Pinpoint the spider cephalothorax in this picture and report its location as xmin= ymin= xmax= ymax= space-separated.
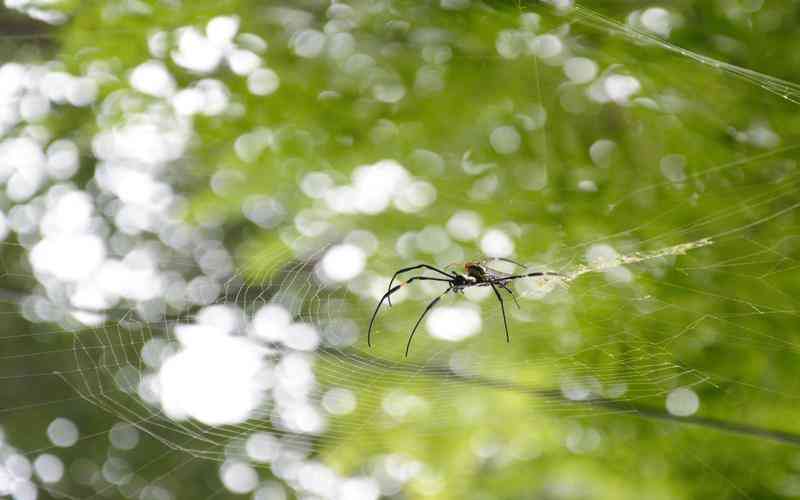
xmin=462 ymin=261 xmax=487 ymax=282
xmin=368 ymin=258 xmax=563 ymax=356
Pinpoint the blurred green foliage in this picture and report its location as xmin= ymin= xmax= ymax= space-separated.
xmin=5 ymin=1 xmax=800 ymax=499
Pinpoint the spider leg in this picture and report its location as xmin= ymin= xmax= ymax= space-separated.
xmin=368 ymin=284 xmax=401 ymax=347
xmin=387 ymin=264 xmax=455 ymax=306
xmin=497 ymin=281 xmax=520 ymax=308
xmin=489 ymin=283 xmax=510 ymax=343
xmin=368 ymin=275 xmax=452 ymax=347
xmin=503 ymin=271 xmax=564 ymax=281
xmin=405 ymin=286 xmax=453 ymax=357
xmin=482 ymin=256 xmax=526 ymax=269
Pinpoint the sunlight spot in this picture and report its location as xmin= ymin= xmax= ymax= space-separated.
xmin=31 ymin=235 xmax=105 ymax=282
xmin=339 ymin=478 xmax=380 ymax=500
xmin=7 ymin=480 xmax=36 ymax=500
xmin=251 ymin=304 xmax=292 ymax=343
xmin=5 ymin=454 xmax=31 ymax=481
xmin=285 ymin=323 xmax=320 ymax=351
xmin=641 ymin=7 xmax=673 ymax=37
xmin=291 ymin=30 xmax=326 ymax=58
xmin=415 ymin=65 xmax=445 ymax=94
xmin=322 ymin=388 xmax=357 ymax=415
xmin=172 ymin=27 xmax=224 ymax=73
xmin=247 ymin=68 xmax=280 ymax=96
xmin=228 ymin=49 xmax=261 ymax=76
xmin=350 ymin=159 xmax=411 ymax=214
xmin=343 ymin=53 xmax=375 ymax=75
xmin=530 ymin=34 xmax=563 ymax=58
xmin=95 ymin=254 xmax=165 ymax=302
xmin=109 ymin=422 xmax=140 ymax=451
xmin=490 ymin=125 xmax=521 ymax=155
xmin=254 ymin=483 xmax=287 ymax=500
xmin=561 ymin=377 xmax=600 ymax=401
xmin=0 ymin=211 xmax=8 ymax=242
xmin=496 ymin=30 xmax=527 ymax=59
xmin=280 ymin=403 xmax=326 ymax=434
xmin=33 ymin=454 xmax=63 ymax=483
xmin=427 ymin=305 xmax=481 ymax=341
xmin=237 ymin=33 xmax=268 ymax=53
xmin=441 ymin=0 xmax=470 ymax=10
xmin=480 ymin=229 xmax=514 ymax=258
xmin=666 ymin=387 xmax=699 ymax=416
xmin=148 ymin=30 xmax=168 ymax=58
xmin=159 ymin=324 xmax=268 ymax=425
xmin=370 ymin=119 xmax=398 ymax=144
xmin=185 ymin=276 xmax=220 ymax=304
xmin=41 ymin=190 xmax=93 ymax=235
xmin=373 ymin=80 xmax=406 ymax=103
xmin=589 ymin=139 xmax=616 ymax=167
xmin=416 ymin=226 xmax=451 ymax=254
xmin=328 ymin=32 xmax=356 ymax=60
xmin=40 ymin=71 xmax=69 ymax=103
xmin=543 ymin=0 xmax=574 ymax=10
xmin=20 ymin=93 xmax=49 ymax=121
xmin=46 ymin=139 xmax=80 ymax=179
xmin=235 ymin=128 xmax=274 ymax=162
xmin=740 ymin=122 xmax=780 ymax=148
xmin=246 ymin=432 xmax=281 ymax=463
xmin=242 ymin=195 xmax=285 ymax=229
xmin=194 ymin=79 xmax=229 ymax=115
xmin=207 ymin=15 xmax=239 ymax=44
xmin=564 ymin=57 xmax=598 ymax=84
xmin=47 ymin=418 xmax=78 ymax=447
xmin=1 ymin=137 xmax=46 ymax=201
xmin=300 ymin=171 xmax=334 ymax=199
xmin=322 ymin=244 xmax=366 ymax=282
xmin=196 ymin=304 xmax=245 ymax=335
xmin=130 ymin=60 xmax=176 ymax=98
xmin=422 ymin=45 xmax=452 ymax=64
xmin=102 ymin=457 xmax=131 ymax=486
xmin=383 ymin=390 xmax=428 ymax=418
xmin=586 ymin=244 xmax=619 ymax=266
xmin=394 ymin=180 xmax=436 ymax=213
xmin=345 ymin=230 xmax=379 ymax=256
xmin=220 ymin=461 xmax=258 ymax=494
xmin=604 ymin=74 xmax=641 ymax=104
xmin=515 ymin=162 xmax=548 ymax=190
xmin=70 ymin=310 xmax=106 ymax=326
xmin=565 ymin=426 xmax=602 ymax=454
xmin=605 ymin=266 xmax=633 ymax=284
xmin=447 ymin=211 xmax=482 ymax=241
xmin=140 ymin=485 xmax=174 ymax=500
xmin=0 ymin=63 xmax=25 ymax=98
xmin=520 ymin=12 xmax=541 ymax=30
xmin=66 ymin=77 xmax=98 ymax=106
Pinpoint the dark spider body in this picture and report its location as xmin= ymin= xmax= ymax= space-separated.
xmin=462 ymin=261 xmax=488 ymax=283
xmin=368 ymin=259 xmax=562 ymax=356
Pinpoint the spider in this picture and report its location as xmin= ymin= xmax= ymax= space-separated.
xmin=368 ymin=258 xmax=563 ymax=356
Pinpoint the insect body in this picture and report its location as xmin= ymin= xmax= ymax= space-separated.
xmin=368 ymin=258 xmax=562 ymax=356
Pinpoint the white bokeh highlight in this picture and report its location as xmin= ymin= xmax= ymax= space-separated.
xmin=666 ymin=388 xmax=700 ymax=416
xmin=158 ymin=319 xmax=268 ymax=426
xmin=427 ymin=305 xmax=482 ymax=342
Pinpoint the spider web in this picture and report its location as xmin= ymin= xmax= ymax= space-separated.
xmin=2 ymin=1 xmax=800 ymax=499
